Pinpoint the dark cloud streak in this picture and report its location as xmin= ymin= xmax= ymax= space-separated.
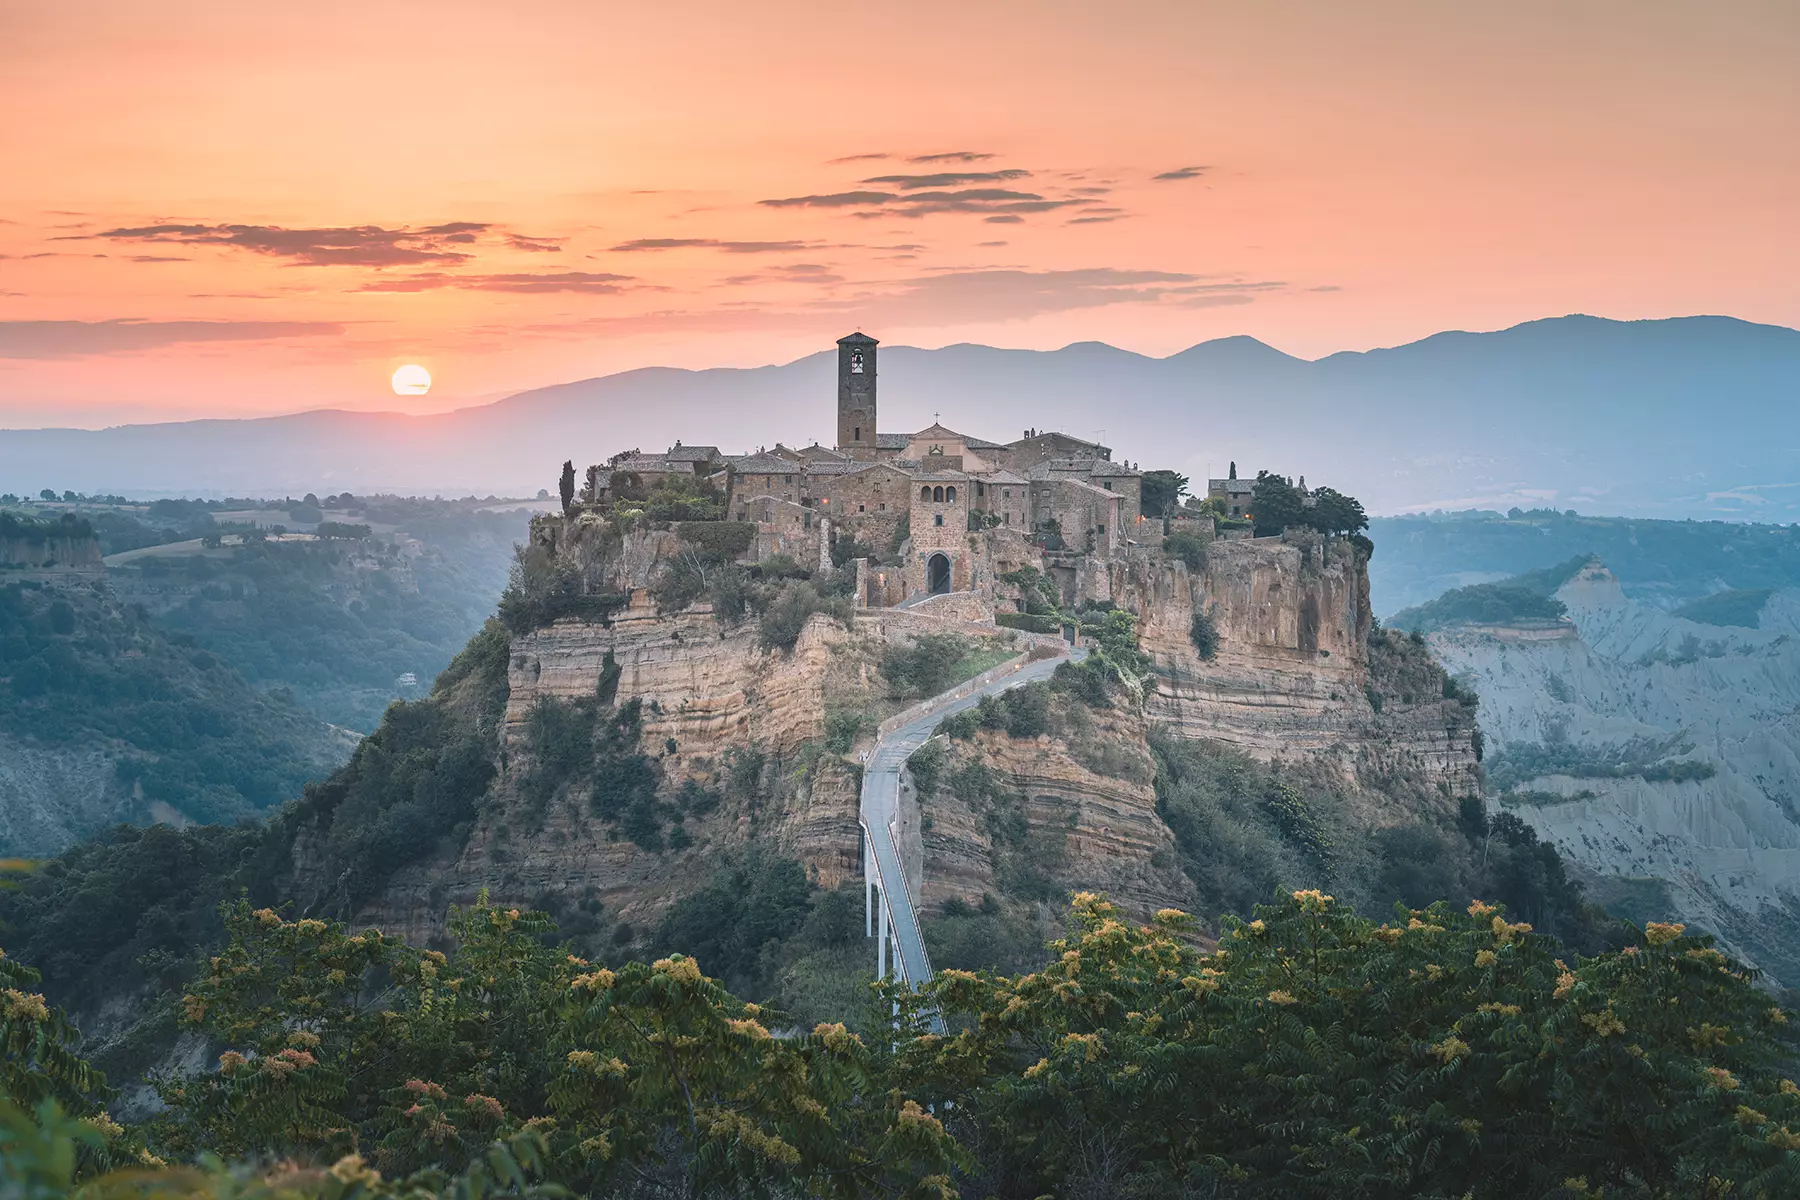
xmin=0 ymin=318 xmax=344 ymax=359
xmin=861 ymin=170 xmax=1031 ymax=189
xmin=90 ymin=222 xmax=494 ymax=266
xmin=356 ymin=271 xmax=637 ymax=294
xmin=609 ymin=238 xmax=814 ymax=253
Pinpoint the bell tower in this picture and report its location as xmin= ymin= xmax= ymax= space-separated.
xmin=836 ymin=331 xmax=878 ymax=458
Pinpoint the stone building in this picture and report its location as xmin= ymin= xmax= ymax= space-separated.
xmin=579 ymin=330 xmax=1198 ymax=605
xmin=1208 ymin=467 xmax=1254 ymax=518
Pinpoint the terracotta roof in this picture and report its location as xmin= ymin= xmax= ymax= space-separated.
xmin=911 ymin=470 xmax=970 ymax=483
xmin=975 ymin=469 xmax=1029 ymax=485
xmin=875 ymin=432 xmax=911 ymax=449
xmin=665 ymin=444 xmax=721 ymax=462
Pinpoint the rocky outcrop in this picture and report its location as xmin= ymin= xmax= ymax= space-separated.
xmin=339 ymin=522 xmax=1478 ymax=947
xmin=910 ymin=703 xmax=1193 ymax=918
xmin=1430 ymin=560 xmax=1800 ymax=983
xmin=1117 ymin=534 xmax=1478 ymax=807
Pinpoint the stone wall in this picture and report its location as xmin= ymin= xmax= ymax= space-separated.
xmin=1030 ymin=478 xmax=1119 ymax=557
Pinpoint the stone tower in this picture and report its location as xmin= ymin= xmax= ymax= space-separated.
xmin=836 ymin=332 xmax=878 ymax=458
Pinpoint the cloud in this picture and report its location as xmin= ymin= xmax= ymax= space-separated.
xmin=1153 ymin=166 xmax=1209 ymax=181
xmin=0 ymin=318 xmax=344 ymax=359
xmin=908 ymin=151 xmax=995 ymax=163
xmin=860 ymin=268 xmax=1214 ymax=324
xmin=978 ymin=240 xmax=1009 ymax=247
xmin=506 ymin=234 xmax=564 ymax=252
xmin=1072 ymin=186 xmax=1113 ymax=195
xmin=523 ymin=266 xmax=1275 ymax=339
xmin=891 ymin=190 xmax=1087 ymax=217
xmin=861 ymin=170 xmax=1031 ymax=189
xmin=127 ymin=254 xmax=190 ymax=262
xmin=1066 ymin=216 xmax=1122 ymax=225
xmin=356 ymin=271 xmax=637 ymax=294
xmin=828 ymin=152 xmax=893 ymax=164
xmin=758 ymin=191 xmax=898 ymax=209
xmin=88 ymin=221 xmax=493 ymax=266
xmin=608 ymin=237 xmax=814 ymax=253
xmin=984 ymin=215 xmax=1025 ymax=225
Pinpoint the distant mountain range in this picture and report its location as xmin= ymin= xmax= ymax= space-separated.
xmin=3 ymin=314 xmax=1797 ymax=517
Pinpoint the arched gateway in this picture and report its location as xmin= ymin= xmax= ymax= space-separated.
xmin=926 ymin=553 xmax=951 ymax=595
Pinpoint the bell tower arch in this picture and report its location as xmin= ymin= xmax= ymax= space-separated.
xmin=836 ymin=331 xmax=878 ymax=458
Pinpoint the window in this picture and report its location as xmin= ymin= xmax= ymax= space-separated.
xmin=850 ymin=349 xmax=864 ymax=374
xmin=1003 ymin=488 xmax=1011 ymax=499
xmin=1004 ymin=512 xmax=1011 ymax=524
xmin=1103 ymin=481 xmax=1112 ymax=490
xmin=976 ymin=481 xmax=985 ymax=497
xmin=853 ymin=426 xmax=860 ymax=441
xmin=945 ymin=485 xmax=957 ymax=502
xmin=858 ymin=503 xmax=865 ymax=512
xmin=932 ymin=486 xmax=944 ymax=503
xmin=784 ymin=475 xmax=793 ymax=484
xmin=921 ymin=485 xmax=932 ymax=501
xmin=934 ymin=514 xmax=944 ymax=526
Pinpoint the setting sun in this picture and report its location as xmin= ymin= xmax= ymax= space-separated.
xmin=391 ymin=364 xmax=431 ymax=396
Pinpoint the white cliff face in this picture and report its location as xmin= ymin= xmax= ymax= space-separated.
xmin=1430 ymin=561 xmax=1800 ymax=981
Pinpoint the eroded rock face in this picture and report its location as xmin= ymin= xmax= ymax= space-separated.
xmin=1117 ymin=535 xmax=1478 ymax=807
xmin=1124 ymin=536 xmax=1372 ymax=756
xmin=354 ymin=598 xmax=865 ymax=942
xmin=1431 ymin=560 xmax=1800 ymax=983
xmin=344 ymin=528 xmax=1478 ymax=946
xmin=912 ymin=704 xmax=1194 ymax=918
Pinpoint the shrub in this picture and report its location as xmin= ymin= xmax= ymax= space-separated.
xmin=1190 ymin=609 xmax=1220 ymax=660
xmin=757 ymin=553 xmax=810 ymax=580
xmin=906 ymin=737 xmax=947 ymax=798
xmin=882 ymin=633 xmax=971 ymax=699
xmin=996 ymin=612 xmax=1060 ymax=634
xmin=758 ymin=581 xmax=848 ymax=651
xmin=675 ymin=520 xmax=755 ymax=558
xmin=1163 ymin=530 xmax=1209 ymax=572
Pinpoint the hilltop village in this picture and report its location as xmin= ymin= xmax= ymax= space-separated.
xmin=565 ymin=332 xmax=1291 ymax=616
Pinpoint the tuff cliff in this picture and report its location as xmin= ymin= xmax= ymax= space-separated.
xmin=1124 ymin=533 xmax=1480 ymax=806
xmin=291 ymin=522 xmax=1480 ymax=950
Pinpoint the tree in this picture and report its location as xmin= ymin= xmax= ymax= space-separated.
xmin=557 ymin=460 xmax=575 ymax=515
xmin=1251 ymin=471 xmax=1305 ymax=537
xmin=1307 ymin=486 xmax=1368 ymax=540
xmin=39 ymin=489 xmax=56 ymax=501
xmin=902 ymin=891 xmax=1800 ymax=1198
xmin=1139 ymin=470 xmax=1189 ymax=519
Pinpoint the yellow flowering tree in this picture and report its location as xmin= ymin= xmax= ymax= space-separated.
xmin=897 ymin=891 xmax=1800 ymax=1197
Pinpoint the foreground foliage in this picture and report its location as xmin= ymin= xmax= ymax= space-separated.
xmin=7 ymin=889 xmax=1800 ymax=1198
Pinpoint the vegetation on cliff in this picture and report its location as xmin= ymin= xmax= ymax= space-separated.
xmin=1369 ymin=509 xmax=1800 ymax=613
xmin=1673 ymin=587 xmax=1776 ymax=629
xmin=0 ymin=578 xmax=345 ymax=851
xmin=8 ymin=891 xmax=1800 ymax=1197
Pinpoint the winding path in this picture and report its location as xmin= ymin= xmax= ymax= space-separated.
xmin=861 ymin=640 xmax=1087 ymax=989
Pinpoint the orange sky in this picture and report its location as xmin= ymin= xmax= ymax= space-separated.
xmin=2 ymin=0 xmax=1796 ymax=426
